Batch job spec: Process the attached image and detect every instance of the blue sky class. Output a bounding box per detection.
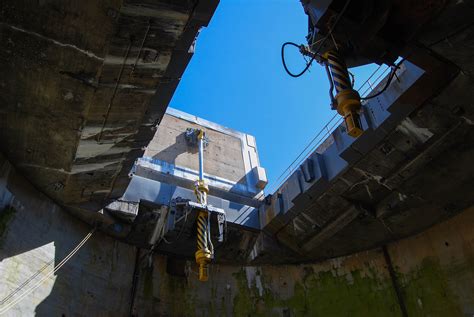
[169,0,378,191]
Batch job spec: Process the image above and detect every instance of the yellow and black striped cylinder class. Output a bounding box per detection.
[195,211,212,281]
[196,212,208,252]
[324,51,363,138]
[326,51,352,93]
[194,180,212,281]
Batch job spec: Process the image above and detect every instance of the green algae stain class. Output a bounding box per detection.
[232,267,401,317]
[401,257,463,317]
[232,269,257,316]
[164,275,197,316]
[208,283,219,317]
[232,268,276,316]
[0,205,16,245]
[301,270,401,317]
[220,295,227,317]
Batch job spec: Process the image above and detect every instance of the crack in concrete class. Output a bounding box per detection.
[396,118,434,144]
[461,116,474,125]
[353,167,393,191]
[364,184,373,199]
[18,164,67,173]
[2,23,104,61]
[338,176,353,187]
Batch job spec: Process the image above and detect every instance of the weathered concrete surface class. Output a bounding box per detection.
[0,0,219,219]
[146,113,246,183]
[140,108,266,199]
[130,208,474,317]
[1,153,473,316]
[132,250,402,316]
[389,206,474,316]
[1,155,136,316]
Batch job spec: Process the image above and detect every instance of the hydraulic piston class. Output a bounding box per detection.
[324,50,363,137]
[189,129,214,282]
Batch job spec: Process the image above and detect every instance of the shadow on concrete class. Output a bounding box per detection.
[0,162,135,316]
[151,132,195,166]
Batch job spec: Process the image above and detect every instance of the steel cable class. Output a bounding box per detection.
[0,229,95,315]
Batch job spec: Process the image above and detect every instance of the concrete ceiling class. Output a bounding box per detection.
[1,0,473,266]
[0,0,219,217]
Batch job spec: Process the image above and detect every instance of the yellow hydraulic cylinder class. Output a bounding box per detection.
[324,51,363,138]
[195,210,212,281]
[194,180,211,281]
[194,129,213,282]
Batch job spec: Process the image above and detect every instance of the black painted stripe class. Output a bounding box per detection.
[332,73,351,86]
[198,220,207,230]
[198,237,206,247]
[198,236,206,247]
[330,67,349,80]
[332,73,351,88]
[329,64,349,79]
[328,53,346,67]
[327,58,345,70]
[333,80,350,91]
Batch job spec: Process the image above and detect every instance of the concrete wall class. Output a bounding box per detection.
[141,108,266,199]
[131,208,474,317]
[132,249,402,316]
[388,207,474,316]
[0,156,136,316]
[1,154,473,316]
[146,113,246,183]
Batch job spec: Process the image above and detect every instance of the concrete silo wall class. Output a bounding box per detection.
[1,155,473,316]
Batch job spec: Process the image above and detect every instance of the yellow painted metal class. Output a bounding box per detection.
[194,186,212,281]
[195,210,212,282]
[193,131,213,281]
[324,51,363,138]
[197,129,205,140]
[194,180,208,205]
[335,90,364,138]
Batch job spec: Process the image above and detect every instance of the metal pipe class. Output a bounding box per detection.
[128,247,141,317]
[383,245,408,317]
[198,134,204,181]
[130,21,151,76]
[97,40,132,143]
[193,129,212,281]
[324,63,336,109]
